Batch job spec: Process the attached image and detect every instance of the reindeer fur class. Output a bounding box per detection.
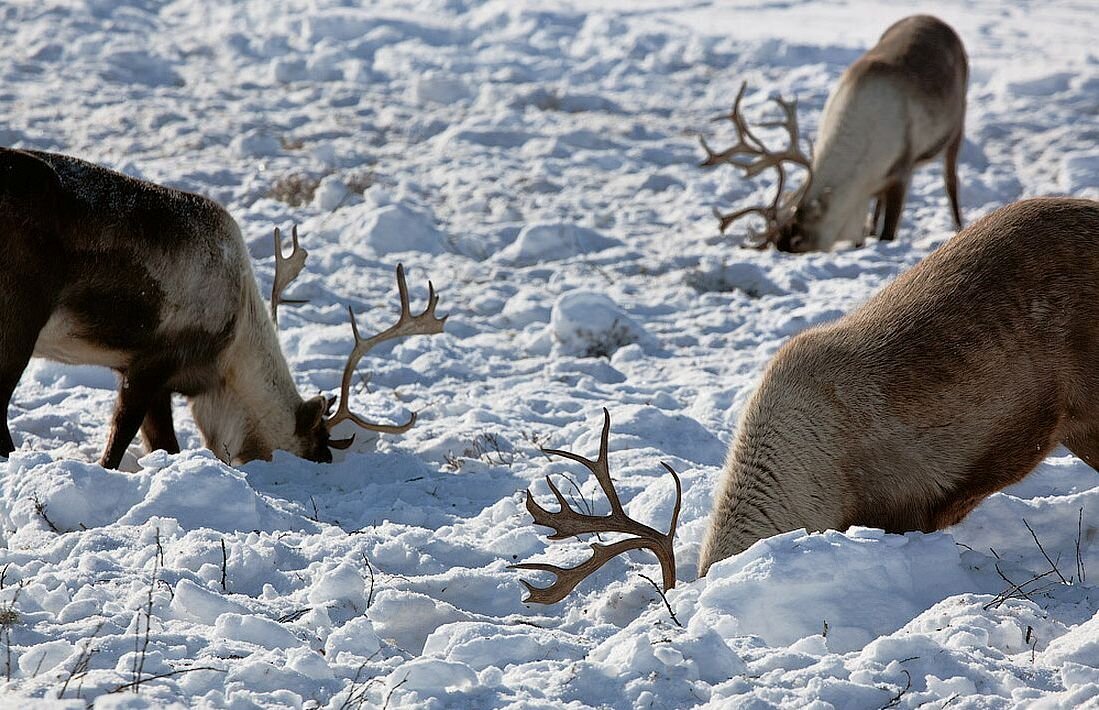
[781,15,968,251]
[701,197,1099,574]
[0,147,331,468]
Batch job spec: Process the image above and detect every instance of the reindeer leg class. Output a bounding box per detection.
[0,369,27,457]
[867,194,884,238]
[943,130,964,229]
[141,389,180,455]
[101,369,172,469]
[0,291,58,458]
[0,343,39,456]
[879,175,910,242]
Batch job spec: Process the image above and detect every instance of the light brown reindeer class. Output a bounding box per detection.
[0,148,445,469]
[518,198,1099,597]
[702,15,968,252]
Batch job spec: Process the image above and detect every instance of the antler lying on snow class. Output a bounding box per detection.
[512,408,682,604]
[699,81,814,248]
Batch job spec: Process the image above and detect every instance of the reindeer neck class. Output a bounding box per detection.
[191,260,303,463]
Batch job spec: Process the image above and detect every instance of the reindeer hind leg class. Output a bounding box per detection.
[943,130,964,229]
[141,388,180,455]
[101,366,175,469]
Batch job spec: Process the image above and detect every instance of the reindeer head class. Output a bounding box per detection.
[700,82,815,252]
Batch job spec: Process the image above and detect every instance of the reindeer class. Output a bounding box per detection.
[0,147,445,469]
[701,15,968,252]
[516,198,1099,598]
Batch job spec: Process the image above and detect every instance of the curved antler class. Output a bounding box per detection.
[271,225,309,326]
[700,82,814,247]
[512,409,682,604]
[326,264,447,447]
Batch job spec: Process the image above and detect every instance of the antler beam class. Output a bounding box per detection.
[325,264,447,447]
[512,409,682,604]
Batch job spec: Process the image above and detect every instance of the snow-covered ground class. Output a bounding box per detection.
[2,0,1098,707]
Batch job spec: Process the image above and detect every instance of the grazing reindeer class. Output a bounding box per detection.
[517,199,1099,597]
[699,197,1099,574]
[701,15,967,251]
[0,148,445,469]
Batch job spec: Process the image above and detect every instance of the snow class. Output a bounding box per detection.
[1,0,1098,707]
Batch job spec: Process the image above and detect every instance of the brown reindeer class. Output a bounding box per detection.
[517,198,1099,598]
[699,197,1099,573]
[702,15,968,252]
[0,147,445,469]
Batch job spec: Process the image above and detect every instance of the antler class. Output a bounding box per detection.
[512,408,682,604]
[271,226,309,326]
[325,264,447,447]
[699,82,814,248]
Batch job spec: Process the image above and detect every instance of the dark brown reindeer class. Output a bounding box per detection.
[518,198,1099,599]
[0,147,445,469]
[702,15,968,251]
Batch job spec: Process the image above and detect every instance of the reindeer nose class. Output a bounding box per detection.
[776,230,805,253]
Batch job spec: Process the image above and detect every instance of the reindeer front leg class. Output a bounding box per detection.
[101,369,172,469]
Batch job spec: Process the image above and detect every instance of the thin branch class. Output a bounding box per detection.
[107,666,226,694]
[638,573,682,628]
[1022,518,1068,584]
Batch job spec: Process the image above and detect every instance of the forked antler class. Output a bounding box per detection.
[699,82,814,248]
[271,226,309,326]
[325,264,446,448]
[512,408,682,604]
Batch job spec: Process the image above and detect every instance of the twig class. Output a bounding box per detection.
[382,678,408,710]
[983,568,1058,610]
[106,666,226,694]
[362,553,377,608]
[639,573,683,628]
[1022,518,1068,584]
[879,669,911,709]
[1,585,22,683]
[56,622,104,699]
[31,494,61,533]
[277,608,311,623]
[338,650,384,710]
[133,537,161,693]
[1077,507,1087,584]
[221,539,229,592]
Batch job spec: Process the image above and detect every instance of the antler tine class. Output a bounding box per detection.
[512,538,662,605]
[271,225,309,327]
[541,408,624,516]
[325,264,447,439]
[512,409,682,603]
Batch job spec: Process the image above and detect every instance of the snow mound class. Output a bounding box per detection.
[699,528,976,652]
[497,222,621,265]
[347,203,446,256]
[550,291,651,357]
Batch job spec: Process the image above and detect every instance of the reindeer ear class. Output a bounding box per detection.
[295,396,327,434]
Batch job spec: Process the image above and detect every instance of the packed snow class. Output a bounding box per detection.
[1,0,1098,707]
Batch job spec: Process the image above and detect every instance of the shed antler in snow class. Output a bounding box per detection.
[513,408,681,604]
